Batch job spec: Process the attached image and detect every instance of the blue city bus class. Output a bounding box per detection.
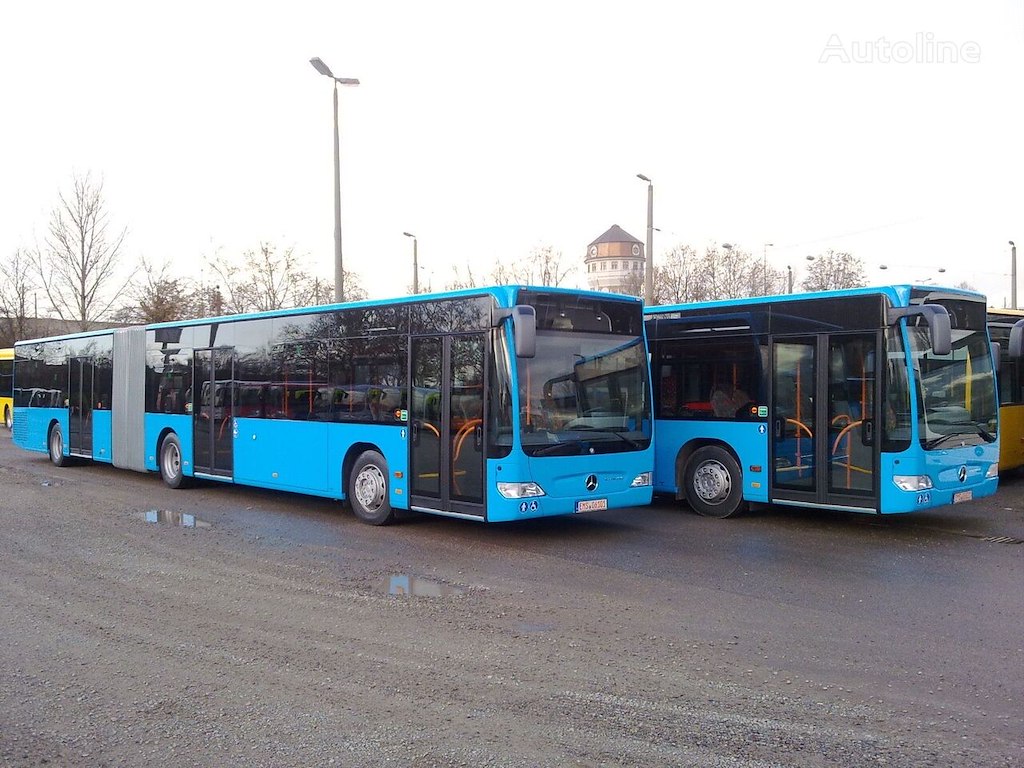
[12,286,654,524]
[645,285,999,517]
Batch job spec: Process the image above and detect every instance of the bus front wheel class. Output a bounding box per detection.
[48,423,68,468]
[683,446,746,519]
[3,406,11,430]
[159,433,189,489]
[349,450,395,525]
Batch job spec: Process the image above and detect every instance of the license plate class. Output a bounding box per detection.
[575,498,608,513]
[953,490,973,504]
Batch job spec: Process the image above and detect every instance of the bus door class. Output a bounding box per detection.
[410,334,486,517]
[68,356,94,457]
[193,348,234,477]
[770,333,879,511]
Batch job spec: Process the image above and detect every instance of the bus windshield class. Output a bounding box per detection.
[517,332,651,456]
[906,325,998,449]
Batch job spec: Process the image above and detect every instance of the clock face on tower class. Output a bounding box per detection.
[631,244,641,256]
[589,246,598,256]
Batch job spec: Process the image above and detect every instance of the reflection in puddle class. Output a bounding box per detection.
[140,509,210,529]
[385,574,463,597]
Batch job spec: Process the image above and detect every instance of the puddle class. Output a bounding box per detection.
[384,574,463,597]
[138,510,211,529]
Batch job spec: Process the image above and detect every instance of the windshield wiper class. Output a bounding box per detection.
[925,423,996,450]
[531,439,585,457]
[567,426,643,449]
[975,424,996,443]
[924,432,973,450]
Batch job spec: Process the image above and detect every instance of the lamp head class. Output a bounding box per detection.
[310,57,333,77]
[636,173,651,183]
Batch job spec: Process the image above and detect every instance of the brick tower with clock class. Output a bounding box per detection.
[583,224,644,295]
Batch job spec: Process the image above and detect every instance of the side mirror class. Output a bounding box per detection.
[886,304,951,356]
[1010,319,1024,359]
[491,305,537,358]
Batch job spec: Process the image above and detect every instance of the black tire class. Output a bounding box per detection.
[3,405,11,430]
[349,450,395,525]
[48,423,68,467]
[159,433,189,489]
[682,445,747,518]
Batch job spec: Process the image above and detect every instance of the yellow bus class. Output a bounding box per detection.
[0,347,12,430]
[988,309,1024,473]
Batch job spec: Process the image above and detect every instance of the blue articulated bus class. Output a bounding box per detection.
[12,286,654,524]
[645,285,999,517]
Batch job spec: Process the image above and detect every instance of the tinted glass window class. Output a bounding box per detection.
[522,291,642,335]
[146,329,193,415]
[324,336,408,423]
[653,337,764,420]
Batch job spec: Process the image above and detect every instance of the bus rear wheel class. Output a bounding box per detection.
[48,423,68,467]
[3,405,11,430]
[683,446,746,518]
[349,450,395,525]
[159,433,189,489]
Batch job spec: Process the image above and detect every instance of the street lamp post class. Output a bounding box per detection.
[762,243,774,294]
[403,232,419,294]
[787,265,793,293]
[637,174,654,304]
[310,57,360,303]
[1011,241,1017,309]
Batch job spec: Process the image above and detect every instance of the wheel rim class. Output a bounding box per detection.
[4,409,10,429]
[692,459,732,505]
[354,464,386,512]
[162,441,181,480]
[50,428,62,461]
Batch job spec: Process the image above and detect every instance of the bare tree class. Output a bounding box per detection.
[529,245,574,287]
[205,242,363,314]
[619,268,645,299]
[0,248,37,346]
[801,250,866,292]
[445,245,573,290]
[32,172,133,330]
[445,264,481,291]
[651,245,699,304]
[112,258,206,324]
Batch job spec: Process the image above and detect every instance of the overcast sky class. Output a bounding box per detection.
[2,1,1021,308]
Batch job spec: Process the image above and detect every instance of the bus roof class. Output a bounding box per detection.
[645,284,986,316]
[14,285,643,347]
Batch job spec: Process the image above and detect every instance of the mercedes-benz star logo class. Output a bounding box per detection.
[958,465,967,483]
[585,474,598,492]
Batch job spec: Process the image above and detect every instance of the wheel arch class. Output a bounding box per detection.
[342,442,384,500]
[674,438,742,500]
[155,427,183,474]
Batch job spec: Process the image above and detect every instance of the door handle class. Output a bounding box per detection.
[474,423,483,449]
[411,420,420,445]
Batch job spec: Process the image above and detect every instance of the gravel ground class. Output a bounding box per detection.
[0,433,1021,767]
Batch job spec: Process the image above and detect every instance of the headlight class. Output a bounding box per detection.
[986,464,999,478]
[497,481,546,499]
[892,475,933,492]
[630,472,652,487]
